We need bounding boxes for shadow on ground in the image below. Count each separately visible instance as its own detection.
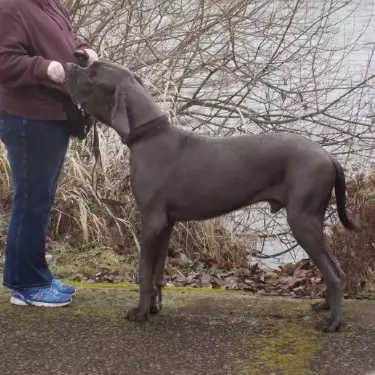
[0,285,374,375]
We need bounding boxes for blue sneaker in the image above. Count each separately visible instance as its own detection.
[52,279,76,295]
[10,285,72,307]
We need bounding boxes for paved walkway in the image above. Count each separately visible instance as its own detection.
[0,285,374,375]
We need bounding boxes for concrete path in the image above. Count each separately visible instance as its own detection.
[0,285,374,375]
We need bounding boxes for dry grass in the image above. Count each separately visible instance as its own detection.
[0,128,250,279]
[328,172,375,295]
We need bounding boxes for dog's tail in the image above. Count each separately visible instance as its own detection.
[332,157,360,231]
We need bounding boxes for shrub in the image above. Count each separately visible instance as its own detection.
[328,172,375,295]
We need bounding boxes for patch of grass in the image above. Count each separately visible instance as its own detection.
[65,280,242,296]
[240,319,322,375]
[48,240,136,279]
[66,281,138,290]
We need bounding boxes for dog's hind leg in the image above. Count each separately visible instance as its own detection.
[287,212,343,332]
[126,211,170,322]
[311,298,331,311]
[311,191,345,313]
[325,249,345,280]
[312,249,345,311]
[150,222,174,314]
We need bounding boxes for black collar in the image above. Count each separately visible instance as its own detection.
[125,116,170,147]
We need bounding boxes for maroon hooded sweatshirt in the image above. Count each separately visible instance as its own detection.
[0,0,90,120]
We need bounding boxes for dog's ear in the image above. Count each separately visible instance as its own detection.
[111,86,130,142]
[133,72,145,88]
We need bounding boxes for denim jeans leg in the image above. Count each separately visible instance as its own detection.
[0,112,70,290]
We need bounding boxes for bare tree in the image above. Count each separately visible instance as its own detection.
[63,0,375,264]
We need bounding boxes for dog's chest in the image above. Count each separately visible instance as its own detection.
[129,147,178,207]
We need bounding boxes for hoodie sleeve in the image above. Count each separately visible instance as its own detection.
[0,6,51,88]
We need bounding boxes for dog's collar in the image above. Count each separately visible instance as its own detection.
[126,116,170,147]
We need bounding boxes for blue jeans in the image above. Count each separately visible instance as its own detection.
[0,111,70,289]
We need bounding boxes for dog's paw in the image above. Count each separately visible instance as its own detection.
[316,317,342,332]
[311,300,330,312]
[150,288,163,314]
[149,302,162,314]
[126,307,150,322]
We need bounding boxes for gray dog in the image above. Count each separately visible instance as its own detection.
[63,60,358,332]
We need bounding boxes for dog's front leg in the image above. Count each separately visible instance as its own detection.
[150,222,174,314]
[126,213,169,322]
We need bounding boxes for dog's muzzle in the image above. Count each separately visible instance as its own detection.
[64,62,76,73]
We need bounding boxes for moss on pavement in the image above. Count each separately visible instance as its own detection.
[0,284,374,375]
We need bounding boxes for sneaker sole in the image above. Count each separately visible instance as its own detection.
[10,296,72,307]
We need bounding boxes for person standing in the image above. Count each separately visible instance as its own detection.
[0,0,98,307]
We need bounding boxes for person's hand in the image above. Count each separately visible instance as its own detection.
[47,61,65,83]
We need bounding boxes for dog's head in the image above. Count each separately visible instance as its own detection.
[63,61,145,142]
